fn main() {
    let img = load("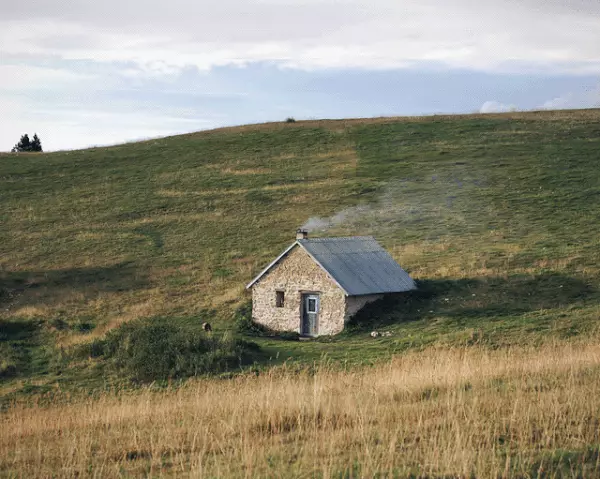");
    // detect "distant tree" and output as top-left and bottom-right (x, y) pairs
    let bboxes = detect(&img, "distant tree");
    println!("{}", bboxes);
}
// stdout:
(285, 117), (296, 123)
(30, 134), (43, 152)
(11, 133), (43, 152)
(11, 134), (30, 152)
